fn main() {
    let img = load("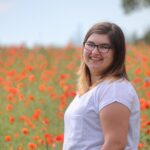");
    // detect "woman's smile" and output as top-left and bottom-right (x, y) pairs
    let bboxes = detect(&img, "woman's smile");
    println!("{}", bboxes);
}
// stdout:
(89, 56), (103, 61)
(89, 57), (104, 65)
